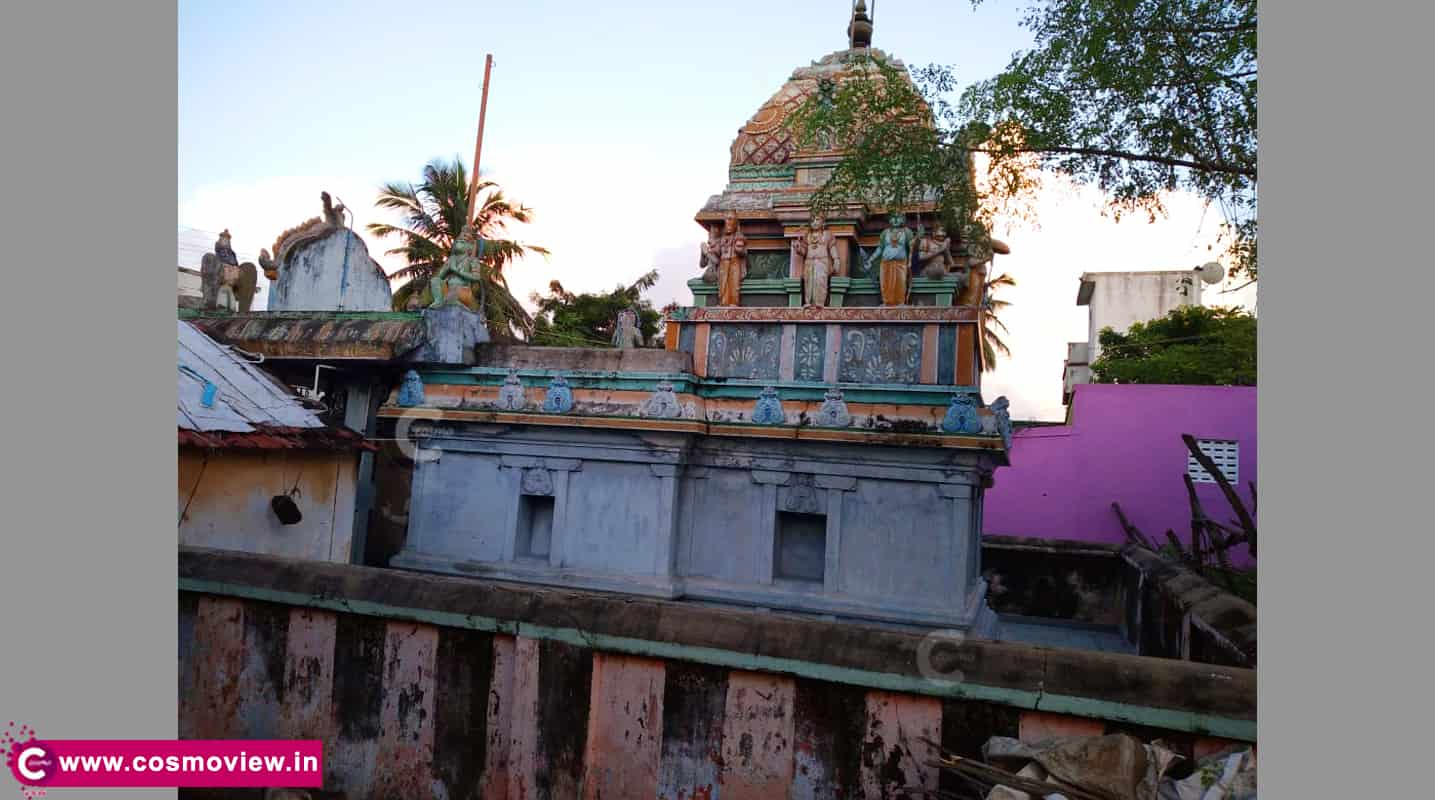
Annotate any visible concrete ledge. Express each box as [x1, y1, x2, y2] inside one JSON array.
[[1122, 545, 1257, 666], [179, 546, 1255, 740], [474, 344, 693, 373]]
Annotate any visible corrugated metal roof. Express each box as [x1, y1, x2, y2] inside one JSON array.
[[178, 321, 375, 451], [179, 320, 324, 433]]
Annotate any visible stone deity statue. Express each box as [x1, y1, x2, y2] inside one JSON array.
[[612, 307, 644, 349], [865, 212, 917, 306], [430, 225, 485, 310], [716, 212, 747, 306], [200, 229, 258, 312], [790, 215, 842, 306], [699, 224, 721, 284]]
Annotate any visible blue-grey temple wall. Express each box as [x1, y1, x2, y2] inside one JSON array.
[[393, 422, 997, 631]]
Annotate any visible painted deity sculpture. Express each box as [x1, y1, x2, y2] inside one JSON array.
[[612, 308, 644, 349], [200, 229, 259, 312], [915, 224, 958, 282], [752, 386, 786, 424], [716, 212, 747, 306], [638, 380, 681, 419], [430, 225, 485, 310], [790, 215, 843, 306], [542, 375, 575, 414], [497, 368, 526, 411], [866, 212, 918, 306], [699, 225, 721, 284], [397, 370, 425, 407]]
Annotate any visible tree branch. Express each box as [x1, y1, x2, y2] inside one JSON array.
[[1182, 434, 1258, 556], [972, 144, 1255, 179]]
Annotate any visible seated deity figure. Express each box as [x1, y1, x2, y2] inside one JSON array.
[[430, 225, 485, 310], [716, 211, 747, 306], [790, 215, 842, 306], [915, 224, 958, 281], [865, 212, 917, 306]]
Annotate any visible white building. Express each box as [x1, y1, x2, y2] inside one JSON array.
[[1062, 267, 1220, 404]]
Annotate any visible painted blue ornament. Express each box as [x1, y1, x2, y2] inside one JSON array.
[[397, 370, 425, 407], [542, 374, 574, 413], [942, 392, 981, 434], [751, 386, 785, 425]]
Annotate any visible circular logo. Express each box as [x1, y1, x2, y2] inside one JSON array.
[[916, 628, 968, 686], [12, 741, 56, 786]]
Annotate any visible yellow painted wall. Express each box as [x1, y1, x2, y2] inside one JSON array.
[[178, 448, 359, 563]]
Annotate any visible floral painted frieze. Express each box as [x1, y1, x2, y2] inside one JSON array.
[[838, 325, 922, 384], [706, 324, 782, 380]]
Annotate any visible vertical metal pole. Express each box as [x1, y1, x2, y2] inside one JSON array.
[[466, 54, 495, 222]]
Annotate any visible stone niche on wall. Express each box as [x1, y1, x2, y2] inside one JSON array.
[[390, 420, 998, 633]]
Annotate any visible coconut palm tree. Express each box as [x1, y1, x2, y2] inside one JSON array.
[[368, 157, 549, 340], [980, 271, 1016, 371]]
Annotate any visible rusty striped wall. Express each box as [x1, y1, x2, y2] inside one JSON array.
[[179, 592, 1242, 800]]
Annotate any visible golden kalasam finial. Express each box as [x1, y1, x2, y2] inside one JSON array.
[[848, 0, 873, 49]]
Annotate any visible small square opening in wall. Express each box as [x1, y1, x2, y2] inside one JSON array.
[[516, 494, 555, 560], [775, 511, 827, 583], [1188, 439, 1239, 484]]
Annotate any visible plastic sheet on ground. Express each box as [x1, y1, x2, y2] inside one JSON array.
[[1158, 747, 1256, 800], [974, 735, 1256, 800]]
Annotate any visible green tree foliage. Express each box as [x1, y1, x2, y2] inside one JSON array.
[[789, 0, 1257, 280], [529, 269, 663, 348], [982, 272, 1016, 370], [1090, 305, 1255, 385], [368, 157, 549, 339]]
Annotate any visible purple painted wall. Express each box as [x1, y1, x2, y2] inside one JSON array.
[[984, 384, 1256, 566]]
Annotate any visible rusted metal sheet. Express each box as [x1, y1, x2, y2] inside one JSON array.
[[657, 663, 728, 800], [184, 311, 426, 360], [372, 622, 439, 798], [861, 691, 942, 800], [720, 671, 796, 800], [582, 653, 666, 799]]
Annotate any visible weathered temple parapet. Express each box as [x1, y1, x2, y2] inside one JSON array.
[[261, 192, 394, 312]]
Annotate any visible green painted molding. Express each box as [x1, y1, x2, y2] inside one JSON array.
[[729, 164, 797, 180], [412, 367, 979, 407], [179, 577, 1256, 742]]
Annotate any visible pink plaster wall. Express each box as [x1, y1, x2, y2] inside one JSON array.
[[984, 384, 1257, 565]]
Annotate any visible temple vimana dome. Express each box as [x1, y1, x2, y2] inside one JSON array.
[[366, 0, 1016, 635]]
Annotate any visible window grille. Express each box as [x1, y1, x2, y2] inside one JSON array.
[[1188, 439, 1239, 484]]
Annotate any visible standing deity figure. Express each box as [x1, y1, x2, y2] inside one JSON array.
[[716, 212, 747, 306], [430, 225, 485, 310], [791, 215, 842, 306], [699, 224, 721, 284], [866, 212, 918, 306]]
